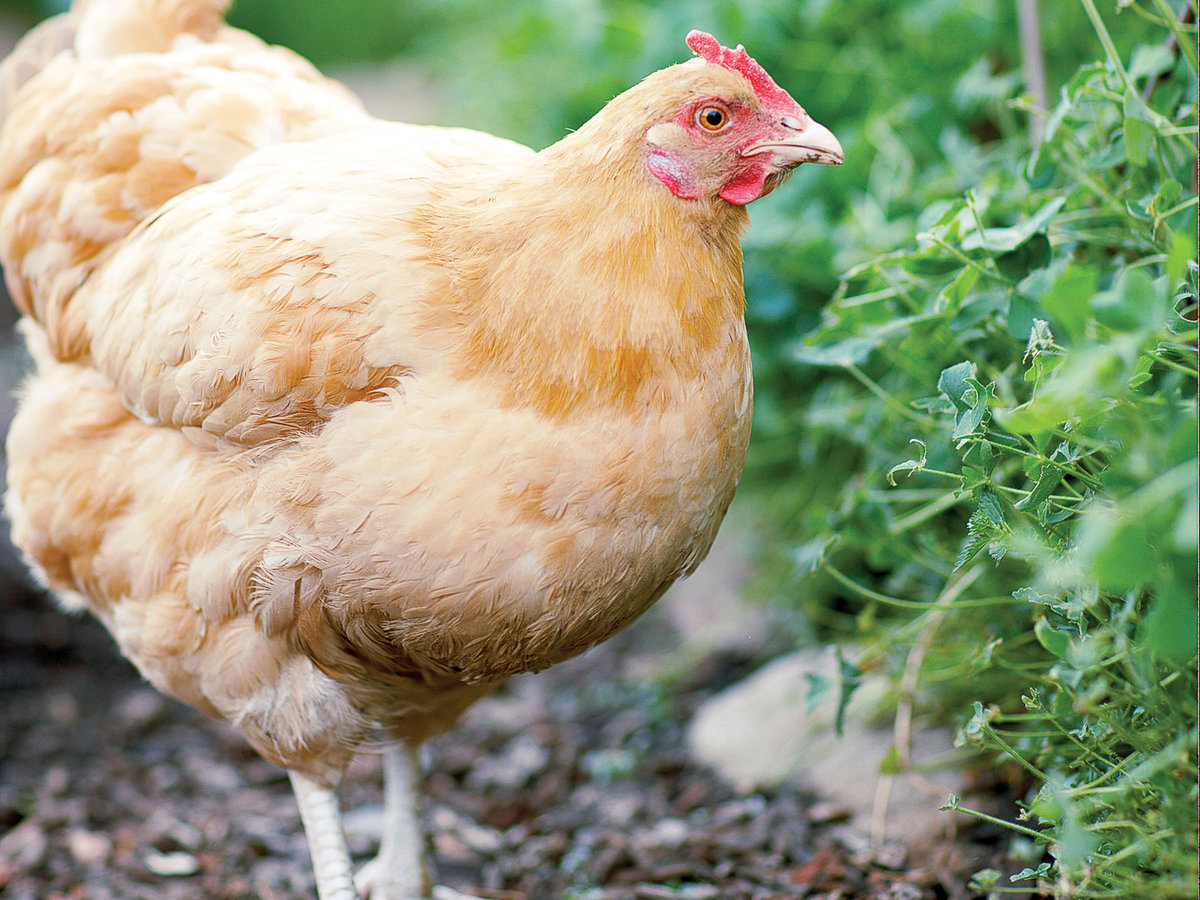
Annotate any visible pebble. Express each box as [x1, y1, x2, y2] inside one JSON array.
[[0, 820, 48, 878], [143, 849, 201, 877], [641, 816, 690, 849], [66, 829, 112, 866], [115, 689, 169, 728]]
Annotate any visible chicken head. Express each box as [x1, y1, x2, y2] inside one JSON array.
[[645, 30, 843, 205]]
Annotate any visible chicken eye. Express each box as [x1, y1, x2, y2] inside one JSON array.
[[697, 106, 728, 131]]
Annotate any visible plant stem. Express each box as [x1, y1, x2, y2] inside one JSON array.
[[1079, 0, 1133, 94], [943, 799, 1050, 841], [819, 559, 1021, 609]]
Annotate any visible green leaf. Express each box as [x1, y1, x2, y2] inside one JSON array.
[[969, 869, 1002, 891], [1128, 43, 1175, 81], [887, 439, 928, 485], [1012, 862, 1053, 882], [975, 489, 1007, 529], [961, 437, 994, 473], [1028, 785, 1063, 825], [803, 672, 833, 714], [1090, 515, 1158, 591], [1092, 267, 1165, 333], [1015, 464, 1067, 520], [1064, 62, 1109, 99], [832, 648, 863, 738], [1123, 88, 1158, 167], [951, 378, 994, 441], [940, 266, 980, 311], [1124, 115, 1154, 167], [1141, 592, 1199, 663], [793, 315, 948, 368], [961, 197, 1066, 253], [996, 232, 1051, 282], [1055, 794, 1099, 872], [900, 251, 962, 276], [1123, 85, 1157, 124], [1007, 292, 1040, 341], [937, 361, 977, 411], [1035, 617, 1072, 660], [791, 333, 879, 367], [1039, 262, 1099, 342], [952, 396, 987, 439], [1166, 229, 1195, 285], [956, 492, 1008, 568]]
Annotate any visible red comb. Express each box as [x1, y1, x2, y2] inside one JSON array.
[[685, 30, 792, 107]]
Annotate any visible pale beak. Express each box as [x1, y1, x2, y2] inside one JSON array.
[[745, 115, 844, 166]]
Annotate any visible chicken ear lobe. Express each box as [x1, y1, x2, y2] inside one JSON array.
[[647, 147, 703, 200]]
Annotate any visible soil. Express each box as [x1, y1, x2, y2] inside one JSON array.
[[0, 572, 1009, 900]]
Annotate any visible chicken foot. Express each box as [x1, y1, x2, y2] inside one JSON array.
[[291, 744, 479, 900]]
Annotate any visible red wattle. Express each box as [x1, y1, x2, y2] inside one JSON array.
[[718, 164, 770, 205]]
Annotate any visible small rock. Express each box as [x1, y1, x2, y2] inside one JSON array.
[[465, 733, 550, 791], [143, 849, 201, 877], [829, 824, 872, 857], [711, 795, 767, 826], [0, 820, 48, 882], [580, 747, 638, 784], [874, 840, 909, 870], [593, 784, 642, 828], [39, 765, 70, 800], [46, 690, 79, 726], [687, 649, 967, 856], [114, 688, 168, 728], [641, 817, 690, 850], [180, 749, 242, 794], [66, 829, 111, 866], [806, 801, 852, 824]]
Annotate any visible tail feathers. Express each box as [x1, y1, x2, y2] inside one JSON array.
[[0, 14, 77, 126], [73, 0, 231, 58], [1, 0, 231, 125]]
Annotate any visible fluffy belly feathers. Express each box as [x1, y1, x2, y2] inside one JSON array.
[[6, 331, 750, 772]]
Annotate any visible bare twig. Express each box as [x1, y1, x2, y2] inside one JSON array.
[[870, 565, 985, 850], [1016, 0, 1049, 148]]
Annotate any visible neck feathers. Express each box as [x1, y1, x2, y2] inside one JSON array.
[[419, 145, 749, 419]]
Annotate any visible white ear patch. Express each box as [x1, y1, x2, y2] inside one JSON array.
[[646, 122, 689, 150]]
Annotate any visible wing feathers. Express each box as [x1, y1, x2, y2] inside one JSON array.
[[73, 127, 527, 444]]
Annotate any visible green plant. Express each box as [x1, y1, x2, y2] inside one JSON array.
[[779, 1, 1196, 896]]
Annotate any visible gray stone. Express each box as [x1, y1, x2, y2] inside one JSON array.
[[686, 649, 967, 855]]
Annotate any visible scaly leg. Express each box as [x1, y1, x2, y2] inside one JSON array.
[[355, 742, 431, 899], [289, 770, 358, 900]]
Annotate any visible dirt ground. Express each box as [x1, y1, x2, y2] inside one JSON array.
[[0, 569, 1013, 900]]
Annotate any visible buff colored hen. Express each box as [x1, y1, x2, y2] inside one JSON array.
[[0, 1, 842, 897]]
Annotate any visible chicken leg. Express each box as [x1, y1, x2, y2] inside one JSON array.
[[354, 743, 431, 900], [289, 770, 359, 900], [292, 744, 479, 900]]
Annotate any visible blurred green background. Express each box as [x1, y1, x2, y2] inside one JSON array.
[[1, 0, 1195, 896]]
